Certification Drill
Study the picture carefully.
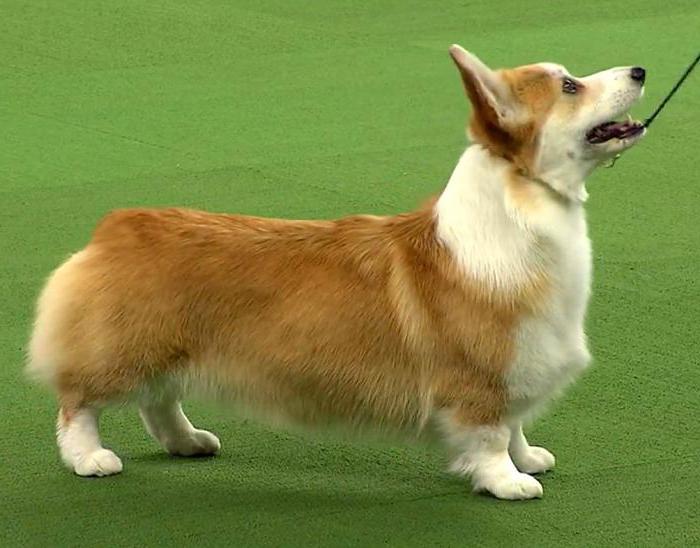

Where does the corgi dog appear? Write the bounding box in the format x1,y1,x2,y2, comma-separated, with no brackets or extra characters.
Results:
27,45,646,500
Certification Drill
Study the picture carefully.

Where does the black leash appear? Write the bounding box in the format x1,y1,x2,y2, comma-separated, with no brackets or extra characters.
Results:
644,51,700,128
606,51,699,168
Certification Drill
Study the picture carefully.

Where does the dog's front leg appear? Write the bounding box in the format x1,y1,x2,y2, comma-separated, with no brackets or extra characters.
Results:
508,422,556,475
438,410,543,500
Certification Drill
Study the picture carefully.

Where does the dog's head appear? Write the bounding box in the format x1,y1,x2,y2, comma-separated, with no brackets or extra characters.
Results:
449,44,646,200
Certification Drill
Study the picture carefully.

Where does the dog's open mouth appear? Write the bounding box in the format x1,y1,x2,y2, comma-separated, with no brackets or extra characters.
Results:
586,117,645,144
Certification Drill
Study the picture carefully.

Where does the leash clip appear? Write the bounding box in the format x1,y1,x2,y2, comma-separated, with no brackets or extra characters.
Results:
604,153,621,169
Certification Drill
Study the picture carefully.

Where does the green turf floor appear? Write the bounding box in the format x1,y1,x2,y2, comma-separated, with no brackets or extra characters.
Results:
2,1,699,546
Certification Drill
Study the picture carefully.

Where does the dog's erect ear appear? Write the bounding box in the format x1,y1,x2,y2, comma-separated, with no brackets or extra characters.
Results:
449,45,514,121
449,45,519,149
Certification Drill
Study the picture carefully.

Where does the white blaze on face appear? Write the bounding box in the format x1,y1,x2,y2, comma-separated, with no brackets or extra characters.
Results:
581,66,646,120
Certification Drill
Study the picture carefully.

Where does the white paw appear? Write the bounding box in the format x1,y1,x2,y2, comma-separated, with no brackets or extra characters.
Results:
512,446,556,474
165,429,221,457
74,449,123,477
478,472,543,500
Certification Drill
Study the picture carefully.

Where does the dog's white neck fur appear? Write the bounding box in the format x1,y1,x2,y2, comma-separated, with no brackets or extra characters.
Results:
534,133,594,203
533,168,590,204
436,146,533,290
436,145,589,290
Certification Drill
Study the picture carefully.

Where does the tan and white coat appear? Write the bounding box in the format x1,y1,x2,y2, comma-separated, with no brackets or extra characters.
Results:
27,45,646,499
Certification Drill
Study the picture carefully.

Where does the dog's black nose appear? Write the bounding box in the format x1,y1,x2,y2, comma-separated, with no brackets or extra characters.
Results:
630,67,646,83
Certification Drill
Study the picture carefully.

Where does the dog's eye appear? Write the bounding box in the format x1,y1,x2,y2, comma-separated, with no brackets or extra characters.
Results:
562,77,578,94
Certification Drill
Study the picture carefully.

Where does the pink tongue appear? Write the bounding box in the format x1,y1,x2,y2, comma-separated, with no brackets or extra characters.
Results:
587,120,643,143
597,121,637,139
609,123,627,137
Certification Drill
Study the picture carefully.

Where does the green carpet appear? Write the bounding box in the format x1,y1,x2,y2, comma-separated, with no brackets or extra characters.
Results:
2,1,699,546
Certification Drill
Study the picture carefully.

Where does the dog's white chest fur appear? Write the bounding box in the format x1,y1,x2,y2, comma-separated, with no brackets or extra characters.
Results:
436,146,592,414
507,218,592,411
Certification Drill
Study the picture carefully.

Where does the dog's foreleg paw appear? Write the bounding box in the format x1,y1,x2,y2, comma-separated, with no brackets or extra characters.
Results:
73,449,123,477
165,429,221,457
512,446,556,474
476,472,543,500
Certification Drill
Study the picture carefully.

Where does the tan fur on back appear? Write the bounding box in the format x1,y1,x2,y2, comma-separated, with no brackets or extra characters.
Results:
32,204,546,431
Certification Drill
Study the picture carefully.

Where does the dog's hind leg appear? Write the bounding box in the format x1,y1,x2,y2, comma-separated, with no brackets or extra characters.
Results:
139,380,220,457
57,406,123,477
